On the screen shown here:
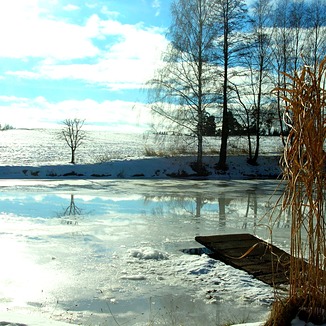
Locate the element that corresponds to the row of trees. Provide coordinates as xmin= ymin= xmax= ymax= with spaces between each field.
xmin=147 ymin=0 xmax=326 ymax=172
xmin=0 ymin=123 xmax=14 ymax=131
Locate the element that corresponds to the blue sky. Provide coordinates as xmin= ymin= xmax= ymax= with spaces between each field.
xmin=0 ymin=1 xmax=171 ymax=132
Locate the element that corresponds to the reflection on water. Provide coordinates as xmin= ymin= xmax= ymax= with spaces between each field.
xmin=0 ymin=183 xmax=287 ymax=227
xmin=0 ymin=180 xmax=290 ymax=245
xmin=0 ymin=180 xmax=290 ymax=325
xmin=59 ymin=194 xmax=82 ymax=225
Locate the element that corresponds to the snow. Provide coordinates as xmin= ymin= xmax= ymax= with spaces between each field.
xmin=129 ymin=248 xmax=169 ymax=260
xmin=0 ymin=130 xmax=322 ymax=326
xmin=0 ymin=154 xmax=281 ymax=180
xmin=0 ymin=312 xmax=73 ymax=326
xmin=0 ymin=129 xmax=282 ymax=180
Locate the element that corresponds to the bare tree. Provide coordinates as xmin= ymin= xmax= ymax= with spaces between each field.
xmin=271 ymin=0 xmax=326 ymax=144
xmin=288 ymin=0 xmax=306 ymax=73
xmin=61 ymin=118 xmax=86 ymax=164
xmin=148 ymin=0 xmax=221 ymax=174
xmin=213 ymin=0 xmax=248 ymax=170
xmin=303 ymin=0 xmax=326 ymax=71
xmin=271 ymin=0 xmax=293 ymax=145
xmin=233 ymin=0 xmax=274 ymax=165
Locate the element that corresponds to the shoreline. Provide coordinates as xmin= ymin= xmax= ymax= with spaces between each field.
xmin=0 ymin=154 xmax=282 ymax=180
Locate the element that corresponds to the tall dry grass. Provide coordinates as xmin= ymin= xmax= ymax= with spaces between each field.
xmin=266 ymin=57 xmax=326 ymax=325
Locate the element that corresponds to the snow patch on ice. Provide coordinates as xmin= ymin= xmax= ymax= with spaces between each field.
xmin=129 ymin=247 xmax=169 ymax=260
xmin=170 ymin=253 xmax=274 ymax=306
xmin=186 ymin=254 xmax=217 ymax=275
xmin=0 ymin=311 xmax=73 ymax=326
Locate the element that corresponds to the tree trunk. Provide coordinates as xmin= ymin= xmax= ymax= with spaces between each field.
xmin=246 ymin=124 xmax=253 ymax=161
xmin=250 ymin=55 xmax=263 ymax=165
xmin=197 ymin=132 xmax=203 ymax=169
xmin=276 ymin=85 xmax=286 ymax=147
xmin=71 ymin=149 xmax=75 ymax=164
xmin=218 ymin=102 xmax=229 ymax=170
xmin=217 ymin=7 xmax=229 ymax=171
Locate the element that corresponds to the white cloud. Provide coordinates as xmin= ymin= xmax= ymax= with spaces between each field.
xmin=152 ymin=0 xmax=161 ymax=16
xmin=0 ymin=1 xmax=98 ymax=60
xmin=63 ymin=4 xmax=80 ymax=11
xmin=0 ymin=2 xmax=167 ymax=63
xmin=0 ymin=2 xmax=169 ymax=93
xmin=101 ymin=6 xmax=120 ymax=18
xmin=0 ymin=96 xmax=152 ymax=131
xmin=6 ymin=18 xmax=168 ymax=90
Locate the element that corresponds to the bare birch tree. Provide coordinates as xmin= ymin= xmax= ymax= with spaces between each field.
xmin=236 ymin=0 xmax=274 ymax=165
xmin=271 ymin=0 xmax=326 ymax=144
xmin=148 ymin=0 xmax=221 ymax=174
xmin=271 ymin=0 xmax=293 ymax=145
xmin=213 ymin=0 xmax=248 ymax=170
xmin=303 ymin=0 xmax=326 ymax=71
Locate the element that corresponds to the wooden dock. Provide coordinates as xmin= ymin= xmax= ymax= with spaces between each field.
xmin=195 ymin=233 xmax=291 ymax=286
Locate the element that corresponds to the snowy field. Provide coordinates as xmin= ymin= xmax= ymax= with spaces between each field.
xmin=0 ymin=128 xmax=283 ymax=166
xmin=0 ymin=129 xmax=146 ymax=166
xmin=0 ymin=129 xmax=282 ymax=180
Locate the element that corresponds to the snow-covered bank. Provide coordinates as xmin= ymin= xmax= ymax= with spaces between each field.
xmin=0 ymin=154 xmax=281 ymax=180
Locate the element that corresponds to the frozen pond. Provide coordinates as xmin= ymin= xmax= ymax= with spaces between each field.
xmin=0 ymin=179 xmax=290 ymax=325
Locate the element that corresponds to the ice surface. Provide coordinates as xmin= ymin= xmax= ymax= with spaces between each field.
xmin=0 ymin=179 xmax=289 ymax=325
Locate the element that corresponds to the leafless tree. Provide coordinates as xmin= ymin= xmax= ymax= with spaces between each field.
xmin=270 ymin=0 xmax=293 ymax=145
xmin=271 ymin=0 xmax=326 ymax=144
xmin=213 ymin=0 xmax=248 ymax=170
xmin=148 ymin=0 xmax=221 ymax=174
xmin=232 ymin=0 xmax=274 ymax=165
xmin=303 ymin=0 xmax=326 ymax=71
xmin=61 ymin=118 xmax=86 ymax=164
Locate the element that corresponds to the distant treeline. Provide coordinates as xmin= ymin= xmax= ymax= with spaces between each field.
xmin=0 ymin=123 xmax=14 ymax=131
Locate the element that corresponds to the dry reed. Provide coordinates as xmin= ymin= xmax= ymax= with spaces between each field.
xmin=266 ymin=57 xmax=326 ymax=325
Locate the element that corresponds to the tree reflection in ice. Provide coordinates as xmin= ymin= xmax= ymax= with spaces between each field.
xmin=58 ymin=194 xmax=82 ymax=225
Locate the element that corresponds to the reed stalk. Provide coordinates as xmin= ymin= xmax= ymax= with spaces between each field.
xmin=266 ymin=57 xmax=326 ymax=325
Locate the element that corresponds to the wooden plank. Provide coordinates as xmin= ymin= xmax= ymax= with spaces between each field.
xmin=195 ymin=233 xmax=292 ymax=286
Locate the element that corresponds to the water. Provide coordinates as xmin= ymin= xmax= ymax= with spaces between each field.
xmin=0 ymin=179 xmax=289 ymax=325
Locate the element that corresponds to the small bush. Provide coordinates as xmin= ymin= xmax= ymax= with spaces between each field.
xmin=47 ymin=170 xmax=58 ymax=177
xmin=93 ymin=153 xmax=112 ymax=163
xmin=117 ymin=170 xmax=125 ymax=178
xmin=63 ymin=171 xmax=84 ymax=177
xmin=144 ymin=146 xmax=169 ymax=157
